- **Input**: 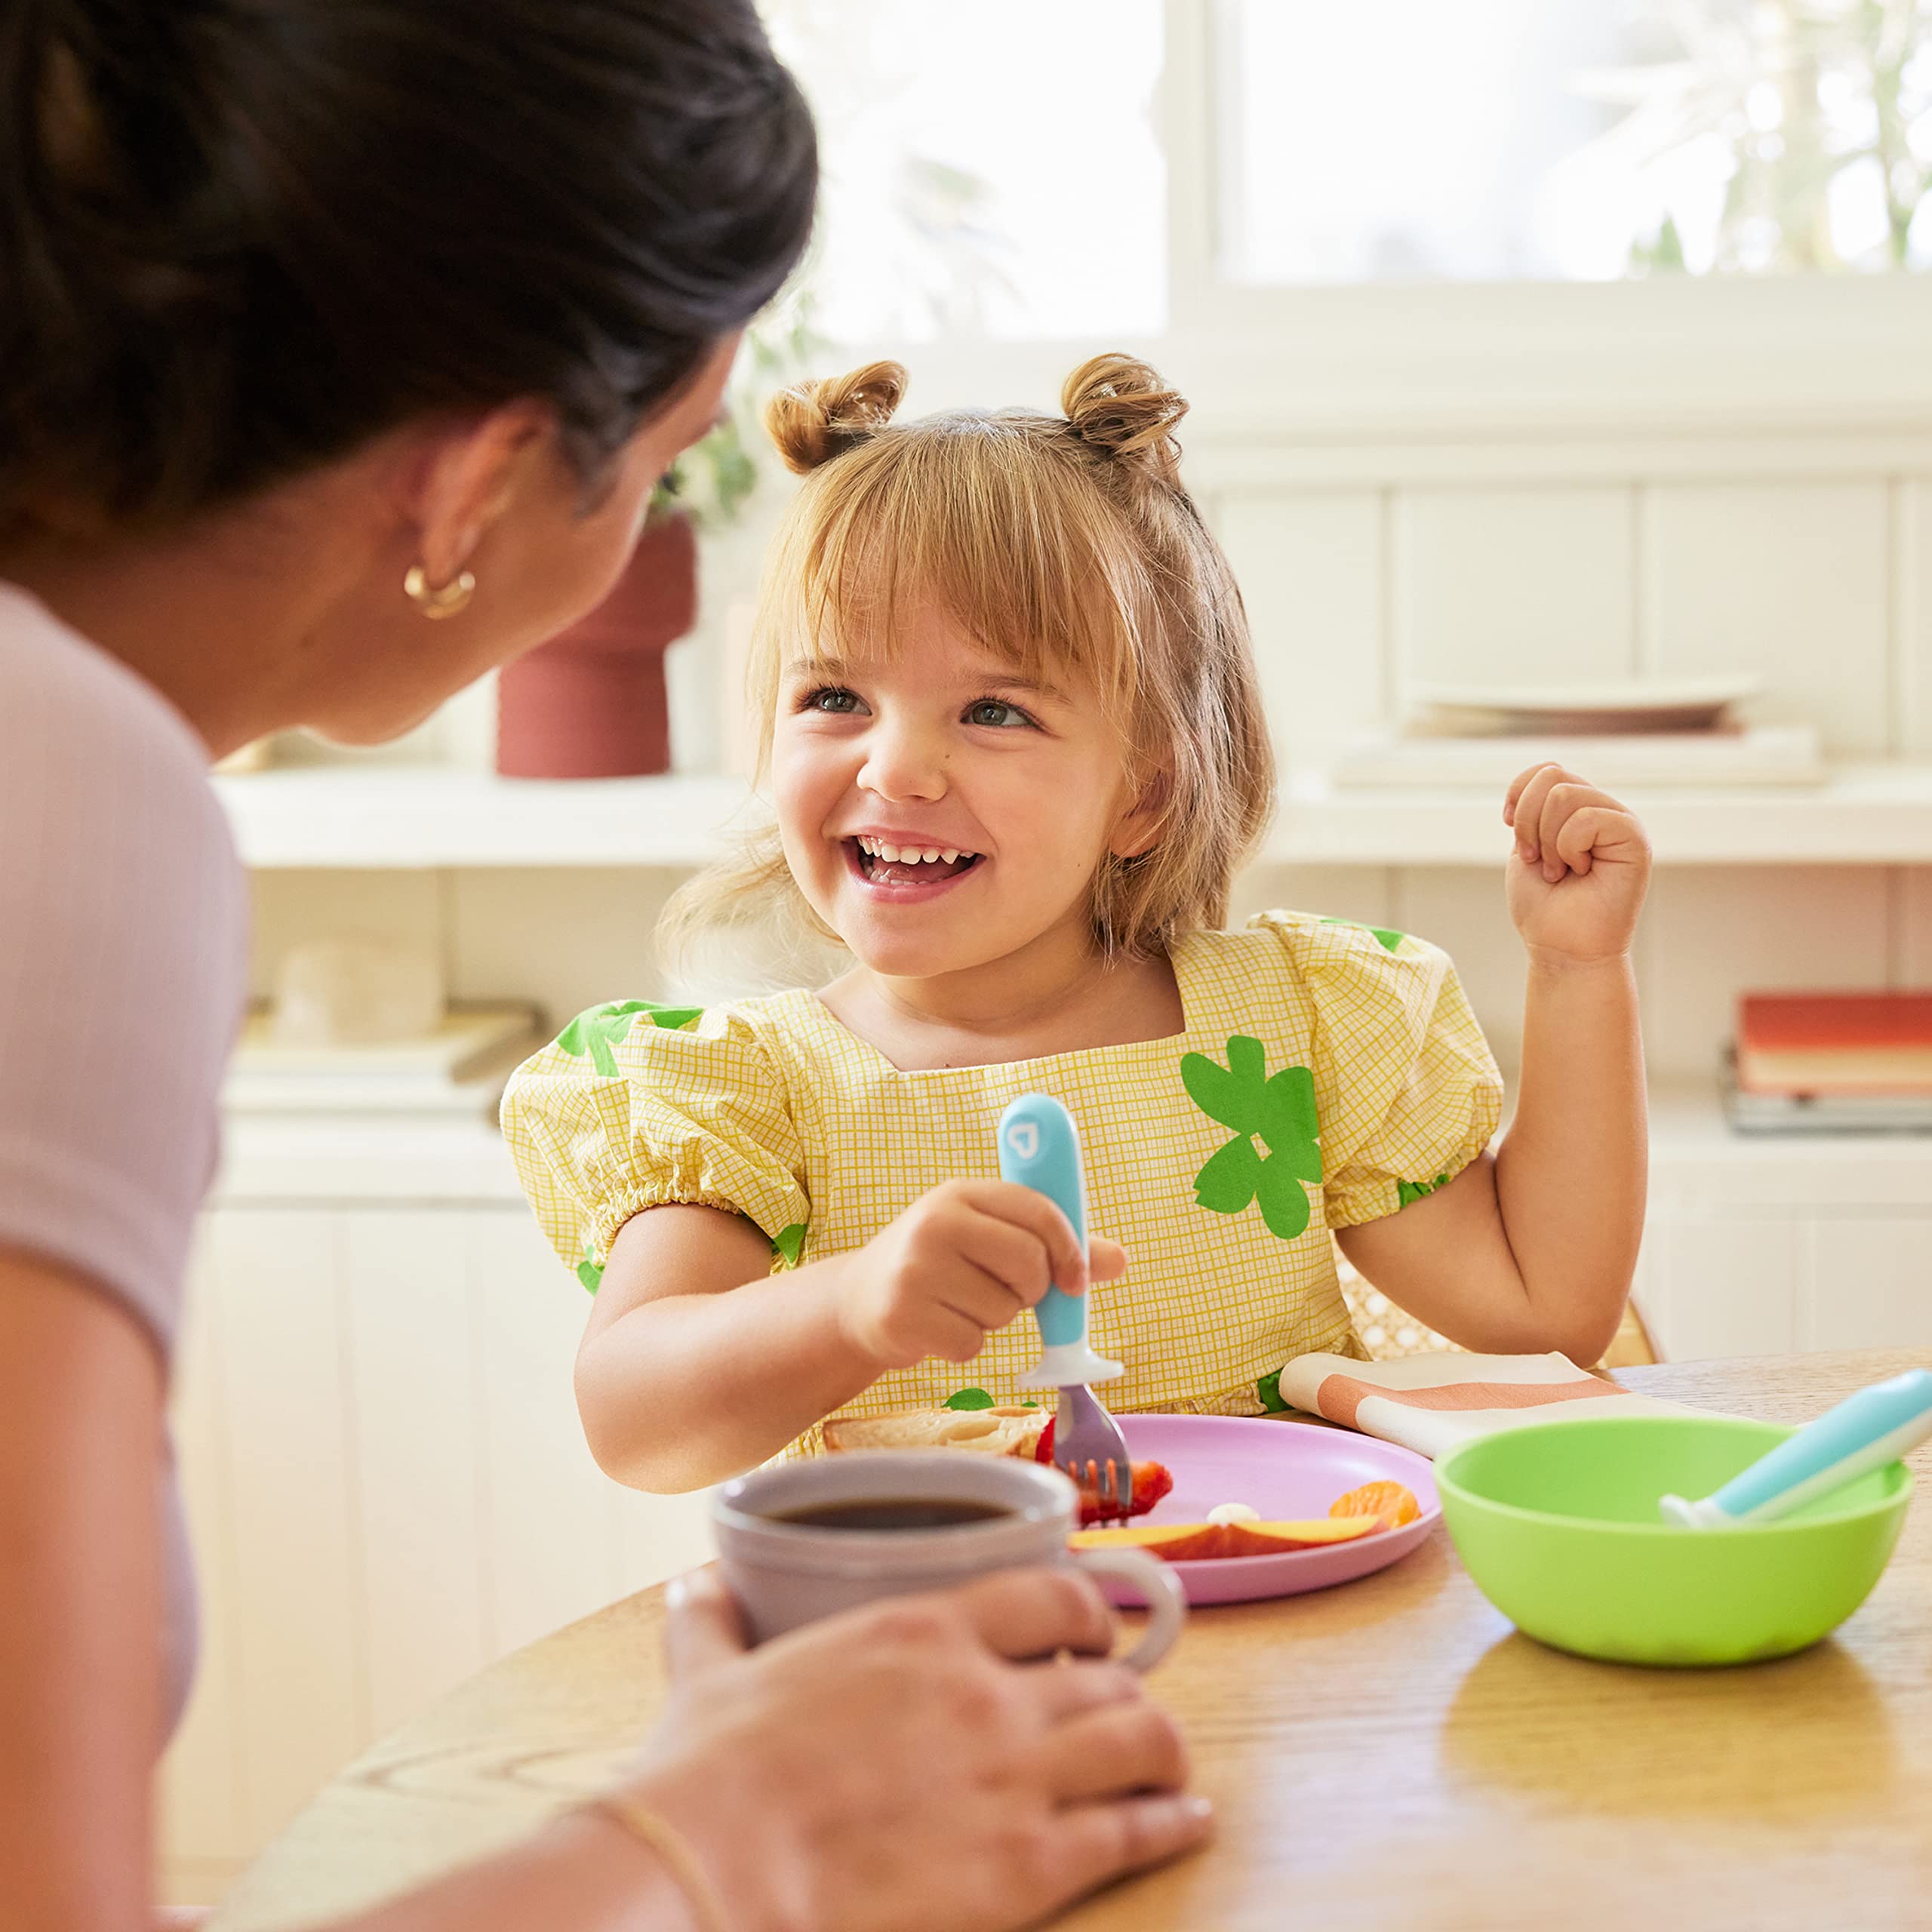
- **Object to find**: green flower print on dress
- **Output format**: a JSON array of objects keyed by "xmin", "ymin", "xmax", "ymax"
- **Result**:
[
  {"xmin": 1396, "ymin": 1171, "xmax": 1452, "ymax": 1209},
  {"xmin": 577, "ymin": 1238, "xmax": 605, "ymax": 1295},
  {"xmin": 1319, "ymin": 916, "xmax": 1407, "ymax": 955},
  {"xmin": 1181, "ymin": 1034, "xmax": 1324, "ymax": 1241},
  {"xmin": 554, "ymin": 1000, "xmax": 703, "ymax": 1077}
]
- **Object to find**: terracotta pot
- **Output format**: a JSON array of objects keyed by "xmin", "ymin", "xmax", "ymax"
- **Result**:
[{"xmin": 495, "ymin": 511, "xmax": 698, "ymax": 779}]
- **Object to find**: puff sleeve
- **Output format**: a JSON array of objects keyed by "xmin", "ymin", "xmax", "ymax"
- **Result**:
[
  {"xmin": 500, "ymin": 999, "xmax": 811, "ymax": 1287},
  {"xmin": 1252, "ymin": 912, "xmax": 1503, "ymax": 1230}
]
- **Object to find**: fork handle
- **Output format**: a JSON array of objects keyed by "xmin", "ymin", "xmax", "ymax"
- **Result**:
[{"xmin": 998, "ymin": 1094, "xmax": 1123, "ymax": 1388}]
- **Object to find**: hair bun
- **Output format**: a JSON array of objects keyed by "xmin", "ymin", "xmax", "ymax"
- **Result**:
[
  {"xmin": 1061, "ymin": 353, "xmax": 1186, "ymax": 482},
  {"xmin": 764, "ymin": 360, "xmax": 907, "ymax": 474}
]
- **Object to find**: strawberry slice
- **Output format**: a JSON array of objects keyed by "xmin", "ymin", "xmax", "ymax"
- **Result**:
[{"xmin": 1034, "ymin": 1419, "xmax": 1173, "ymax": 1524}]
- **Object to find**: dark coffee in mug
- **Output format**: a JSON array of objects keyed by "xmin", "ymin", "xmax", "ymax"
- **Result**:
[{"xmin": 772, "ymin": 1497, "xmax": 1012, "ymax": 1532}]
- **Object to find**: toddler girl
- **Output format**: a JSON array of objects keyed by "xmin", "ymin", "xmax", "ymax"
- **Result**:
[{"xmin": 503, "ymin": 355, "xmax": 1651, "ymax": 1491}]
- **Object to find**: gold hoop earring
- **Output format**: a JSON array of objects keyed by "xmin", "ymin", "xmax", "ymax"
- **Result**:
[{"xmin": 403, "ymin": 563, "xmax": 476, "ymax": 620}]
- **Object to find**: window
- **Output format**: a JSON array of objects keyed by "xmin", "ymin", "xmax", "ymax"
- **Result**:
[
  {"xmin": 765, "ymin": 0, "xmax": 1166, "ymax": 342},
  {"xmin": 1217, "ymin": 0, "xmax": 1932, "ymax": 285}
]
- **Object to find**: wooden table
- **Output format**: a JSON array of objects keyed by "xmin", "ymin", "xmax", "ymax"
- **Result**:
[{"xmin": 210, "ymin": 1351, "xmax": 1932, "ymax": 1932}]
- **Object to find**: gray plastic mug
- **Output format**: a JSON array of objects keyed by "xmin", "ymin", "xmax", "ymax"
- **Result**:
[{"xmin": 712, "ymin": 1450, "xmax": 1186, "ymax": 1669}]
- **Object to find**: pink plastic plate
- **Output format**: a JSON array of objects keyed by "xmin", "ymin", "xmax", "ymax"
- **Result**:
[{"xmin": 1089, "ymin": 1414, "xmax": 1440, "ymax": 1606}]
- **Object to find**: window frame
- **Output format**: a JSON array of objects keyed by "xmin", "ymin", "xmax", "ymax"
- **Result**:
[
  {"xmin": 1156, "ymin": 0, "xmax": 1932, "ymax": 435},
  {"xmin": 818, "ymin": 0, "xmax": 1932, "ymax": 441}
]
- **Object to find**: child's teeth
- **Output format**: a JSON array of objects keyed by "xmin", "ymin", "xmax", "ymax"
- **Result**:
[
  {"xmin": 921, "ymin": 848, "xmax": 940, "ymax": 863},
  {"xmin": 942, "ymin": 849, "xmax": 959, "ymax": 863},
  {"xmin": 878, "ymin": 842, "xmax": 900, "ymax": 862}
]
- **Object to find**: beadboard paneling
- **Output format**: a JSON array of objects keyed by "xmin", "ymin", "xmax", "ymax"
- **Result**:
[
  {"xmin": 1388, "ymin": 867, "xmax": 1527, "ymax": 1077},
  {"xmin": 343, "ymin": 1215, "xmax": 491, "ymax": 1735},
  {"xmin": 1805, "ymin": 1217, "xmax": 1932, "ymax": 1351},
  {"xmin": 1393, "ymin": 486, "xmax": 1636, "ymax": 696},
  {"xmin": 1225, "ymin": 863, "xmax": 1397, "ymax": 934},
  {"xmin": 160, "ymin": 1198, "xmax": 713, "ymax": 1887},
  {"xmin": 161, "ymin": 1237, "xmax": 246, "ymax": 1866},
  {"xmin": 1213, "ymin": 490, "xmax": 1386, "ymax": 771},
  {"xmin": 1644, "ymin": 1216, "xmax": 1806, "ymax": 1361},
  {"xmin": 1637, "ymin": 866, "xmax": 1892, "ymax": 1082},
  {"xmin": 1902, "ymin": 478, "xmax": 1932, "ymax": 762},
  {"xmin": 198, "ymin": 1211, "xmax": 368, "ymax": 1853},
  {"xmin": 1643, "ymin": 481, "xmax": 1892, "ymax": 755},
  {"xmin": 450, "ymin": 867, "xmax": 681, "ymax": 1030},
  {"xmin": 473, "ymin": 1212, "xmax": 650, "ymax": 1654}
]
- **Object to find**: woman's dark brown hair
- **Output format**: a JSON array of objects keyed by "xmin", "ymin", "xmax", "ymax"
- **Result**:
[{"xmin": 0, "ymin": 0, "xmax": 817, "ymax": 530}]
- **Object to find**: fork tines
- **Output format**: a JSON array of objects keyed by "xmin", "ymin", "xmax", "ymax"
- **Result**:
[{"xmin": 1072, "ymin": 1454, "xmax": 1131, "ymax": 1526}]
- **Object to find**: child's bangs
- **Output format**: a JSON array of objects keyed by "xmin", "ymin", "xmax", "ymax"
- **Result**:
[{"xmin": 787, "ymin": 423, "xmax": 1143, "ymax": 720}]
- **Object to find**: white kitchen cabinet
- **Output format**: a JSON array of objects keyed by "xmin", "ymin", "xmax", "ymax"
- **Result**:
[{"xmin": 158, "ymin": 1127, "xmax": 712, "ymax": 1899}]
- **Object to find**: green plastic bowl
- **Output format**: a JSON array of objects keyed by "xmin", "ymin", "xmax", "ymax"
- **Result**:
[{"xmin": 1436, "ymin": 1414, "xmax": 1912, "ymax": 1666}]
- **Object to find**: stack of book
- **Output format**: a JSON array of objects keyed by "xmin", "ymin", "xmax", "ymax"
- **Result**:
[
  {"xmin": 1724, "ymin": 992, "xmax": 1932, "ymax": 1134},
  {"xmin": 223, "ymin": 1002, "xmax": 545, "ymax": 1121}
]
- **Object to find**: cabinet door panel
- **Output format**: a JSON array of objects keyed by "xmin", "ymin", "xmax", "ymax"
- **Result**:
[
  {"xmin": 197, "ymin": 1210, "xmax": 367, "ymax": 1850},
  {"xmin": 1645, "ymin": 1216, "xmax": 1804, "ymax": 1361},
  {"xmin": 343, "ymin": 1212, "xmax": 490, "ymax": 1733},
  {"xmin": 1807, "ymin": 1219, "xmax": 1932, "ymax": 1352},
  {"xmin": 470, "ymin": 1212, "xmax": 626, "ymax": 1653},
  {"xmin": 158, "ymin": 1232, "xmax": 246, "ymax": 1865}
]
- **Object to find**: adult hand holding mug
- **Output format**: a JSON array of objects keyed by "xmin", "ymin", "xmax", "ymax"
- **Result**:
[
  {"xmin": 595, "ymin": 1567, "xmax": 1211, "ymax": 1932},
  {"xmin": 710, "ymin": 1449, "xmax": 1189, "ymax": 1667}
]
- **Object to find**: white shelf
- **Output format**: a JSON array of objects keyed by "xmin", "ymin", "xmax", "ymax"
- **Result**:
[
  {"xmin": 214, "ymin": 768, "xmax": 751, "ymax": 869},
  {"xmin": 216, "ymin": 761, "xmax": 1932, "ymax": 870},
  {"xmin": 208, "ymin": 1081, "xmax": 1932, "ymax": 1206},
  {"xmin": 1647, "ymin": 1082, "xmax": 1932, "ymax": 1207},
  {"xmin": 214, "ymin": 1114, "xmax": 526, "ymax": 1204},
  {"xmin": 1275, "ymin": 765, "xmax": 1932, "ymax": 866}
]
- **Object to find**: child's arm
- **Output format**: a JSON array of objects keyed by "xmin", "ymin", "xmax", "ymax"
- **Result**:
[
  {"xmin": 574, "ymin": 1186, "xmax": 1128, "ymax": 1491},
  {"xmin": 1336, "ymin": 764, "xmax": 1649, "ymax": 1367}
]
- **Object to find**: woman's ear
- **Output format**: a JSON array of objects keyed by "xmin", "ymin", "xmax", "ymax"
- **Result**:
[
  {"xmin": 1111, "ymin": 768, "xmax": 1171, "ymax": 860},
  {"xmin": 405, "ymin": 398, "xmax": 555, "ymax": 586}
]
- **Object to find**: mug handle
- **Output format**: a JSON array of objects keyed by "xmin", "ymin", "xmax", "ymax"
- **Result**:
[{"xmin": 1068, "ymin": 1548, "xmax": 1186, "ymax": 1671}]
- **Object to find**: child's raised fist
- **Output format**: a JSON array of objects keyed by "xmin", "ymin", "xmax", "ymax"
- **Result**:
[{"xmin": 1503, "ymin": 762, "xmax": 1652, "ymax": 965}]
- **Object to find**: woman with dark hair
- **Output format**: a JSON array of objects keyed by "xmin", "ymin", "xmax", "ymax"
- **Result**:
[{"xmin": 0, "ymin": 5, "xmax": 1209, "ymax": 1927}]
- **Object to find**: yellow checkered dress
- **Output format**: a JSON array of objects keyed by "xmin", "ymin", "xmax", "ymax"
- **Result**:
[{"xmin": 501, "ymin": 911, "xmax": 1503, "ymax": 1457}]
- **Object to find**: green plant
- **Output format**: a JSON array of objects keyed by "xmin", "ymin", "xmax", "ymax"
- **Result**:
[
  {"xmin": 1574, "ymin": 0, "xmax": 1932, "ymax": 275},
  {"xmin": 651, "ymin": 263, "xmax": 823, "ymax": 527}
]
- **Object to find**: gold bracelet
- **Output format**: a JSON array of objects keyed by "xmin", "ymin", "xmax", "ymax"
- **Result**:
[{"xmin": 584, "ymin": 1792, "xmax": 732, "ymax": 1932}]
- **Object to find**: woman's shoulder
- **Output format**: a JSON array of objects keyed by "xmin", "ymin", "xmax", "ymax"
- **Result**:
[
  {"xmin": 0, "ymin": 583, "xmax": 231, "ymax": 863},
  {"xmin": 0, "ymin": 586, "xmax": 245, "ymax": 1362}
]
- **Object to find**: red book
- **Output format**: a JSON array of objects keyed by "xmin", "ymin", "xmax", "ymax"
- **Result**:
[{"xmin": 1736, "ymin": 992, "xmax": 1932, "ymax": 1097}]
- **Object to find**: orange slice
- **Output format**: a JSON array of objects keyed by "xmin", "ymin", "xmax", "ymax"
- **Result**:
[{"xmin": 1328, "ymin": 1481, "xmax": 1420, "ymax": 1530}]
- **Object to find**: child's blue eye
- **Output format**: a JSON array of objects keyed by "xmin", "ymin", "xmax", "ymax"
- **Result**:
[
  {"xmin": 967, "ymin": 699, "xmax": 1031, "ymax": 729},
  {"xmin": 806, "ymin": 686, "xmax": 863, "ymax": 715}
]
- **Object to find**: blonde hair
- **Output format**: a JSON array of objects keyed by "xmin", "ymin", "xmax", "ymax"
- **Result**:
[{"xmin": 662, "ymin": 352, "xmax": 1274, "ymax": 971}]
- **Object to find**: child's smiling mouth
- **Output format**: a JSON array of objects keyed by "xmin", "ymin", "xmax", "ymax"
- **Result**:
[{"xmin": 845, "ymin": 833, "xmax": 983, "ymax": 894}]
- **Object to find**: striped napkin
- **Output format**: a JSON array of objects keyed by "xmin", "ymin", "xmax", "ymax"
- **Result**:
[{"xmin": 1275, "ymin": 1349, "xmax": 1687, "ymax": 1460}]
